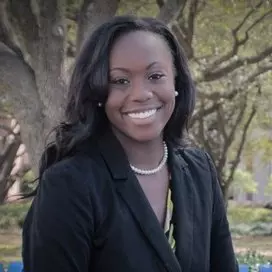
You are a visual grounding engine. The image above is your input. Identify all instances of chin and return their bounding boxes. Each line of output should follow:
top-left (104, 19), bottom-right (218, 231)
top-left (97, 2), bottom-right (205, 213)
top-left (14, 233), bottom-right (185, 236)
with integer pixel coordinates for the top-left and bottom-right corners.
top-left (127, 130), bottom-right (163, 143)
top-left (111, 124), bottom-right (164, 143)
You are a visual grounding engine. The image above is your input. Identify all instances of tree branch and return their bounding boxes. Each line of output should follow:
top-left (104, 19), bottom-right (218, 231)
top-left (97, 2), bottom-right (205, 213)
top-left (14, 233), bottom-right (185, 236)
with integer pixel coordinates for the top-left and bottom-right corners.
top-left (66, 12), bottom-right (79, 22)
top-left (197, 100), bottom-right (213, 155)
top-left (76, 0), bottom-right (119, 50)
top-left (0, 1), bottom-right (24, 59)
top-left (218, 97), bottom-right (248, 175)
top-left (0, 45), bottom-right (46, 170)
top-left (226, 101), bottom-right (257, 186)
top-left (191, 101), bottom-right (221, 125)
top-left (0, 130), bottom-right (20, 168)
top-left (6, 0), bottom-right (39, 61)
top-left (199, 64), bottom-right (272, 102)
top-left (202, 46), bottom-right (272, 82)
top-left (157, 0), bottom-right (187, 26)
top-left (0, 124), bottom-right (18, 137)
top-left (210, 4), bottom-right (271, 69)
top-left (245, 65), bottom-right (272, 85)
top-left (245, 8), bottom-right (272, 33)
top-left (192, 61), bottom-right (270, 129)
top-left (173, 0), bottom-right (205, 60)
top-left (29, 0), bottom-right (67, 123)
top-left (156, 0), bottom-right (164, 8)
top-left (37, 0), bottom-right (66, 71)
top-left (217, 104), bottom-right (228, 141)
top-left (233, 1), bottom-right (263, 33)
top-left (0, 137), bottom-right (21, 203)
top-left (171, 23), bottom-right (194, 59)
top-left (186, 0), bottom-right (200, 45)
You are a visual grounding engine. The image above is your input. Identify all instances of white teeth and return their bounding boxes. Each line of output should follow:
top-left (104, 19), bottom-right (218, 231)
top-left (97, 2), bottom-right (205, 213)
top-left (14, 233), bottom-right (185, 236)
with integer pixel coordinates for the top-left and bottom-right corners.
top-left (127, 109), bottom-right (157, 119)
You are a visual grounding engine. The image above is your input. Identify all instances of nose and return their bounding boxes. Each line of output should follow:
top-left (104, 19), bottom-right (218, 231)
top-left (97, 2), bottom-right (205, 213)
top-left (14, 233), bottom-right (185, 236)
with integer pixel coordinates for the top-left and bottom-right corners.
top-left (130, 80), bottom-right (153, 102)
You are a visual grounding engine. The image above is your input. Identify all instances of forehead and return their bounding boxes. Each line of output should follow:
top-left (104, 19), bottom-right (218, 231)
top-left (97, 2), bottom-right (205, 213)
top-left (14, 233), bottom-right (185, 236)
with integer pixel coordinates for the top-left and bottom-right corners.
top-left (109, 31), bottom-right (173, 69)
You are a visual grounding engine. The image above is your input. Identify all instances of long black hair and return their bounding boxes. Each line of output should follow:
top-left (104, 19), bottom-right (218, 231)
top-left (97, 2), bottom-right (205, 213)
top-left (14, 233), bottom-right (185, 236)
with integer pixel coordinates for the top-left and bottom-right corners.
top-left (38, 15), bottom-right (196, 182)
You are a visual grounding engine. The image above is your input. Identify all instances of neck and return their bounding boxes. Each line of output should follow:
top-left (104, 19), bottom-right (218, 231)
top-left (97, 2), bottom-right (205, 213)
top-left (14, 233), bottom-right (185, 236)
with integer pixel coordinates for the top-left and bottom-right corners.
top-left (112, 129), bottom-right (165, 169)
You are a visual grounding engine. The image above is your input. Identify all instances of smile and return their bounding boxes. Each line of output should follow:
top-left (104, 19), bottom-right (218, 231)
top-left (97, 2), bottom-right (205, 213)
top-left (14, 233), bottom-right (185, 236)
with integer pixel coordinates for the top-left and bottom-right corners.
top-left (127, 109), bottom-right (157, 119)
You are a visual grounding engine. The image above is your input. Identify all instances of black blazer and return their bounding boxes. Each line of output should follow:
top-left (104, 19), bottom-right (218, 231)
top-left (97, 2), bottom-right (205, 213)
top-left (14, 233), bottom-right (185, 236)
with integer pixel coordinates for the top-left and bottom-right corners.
top-left (22, 131), bottom-right (238, 272)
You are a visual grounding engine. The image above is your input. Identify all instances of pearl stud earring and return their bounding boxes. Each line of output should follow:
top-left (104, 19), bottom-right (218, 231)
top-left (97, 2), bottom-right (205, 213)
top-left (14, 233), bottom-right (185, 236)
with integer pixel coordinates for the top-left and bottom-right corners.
top-left (174, 91), bottom-right (178, 97)
top-left (98, 102), bottom-right (102, 107)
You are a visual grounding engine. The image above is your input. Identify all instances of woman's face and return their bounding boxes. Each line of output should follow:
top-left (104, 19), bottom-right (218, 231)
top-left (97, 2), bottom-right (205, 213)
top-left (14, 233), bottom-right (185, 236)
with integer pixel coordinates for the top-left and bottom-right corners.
top-left (105, 30), bottom-right (176, 142)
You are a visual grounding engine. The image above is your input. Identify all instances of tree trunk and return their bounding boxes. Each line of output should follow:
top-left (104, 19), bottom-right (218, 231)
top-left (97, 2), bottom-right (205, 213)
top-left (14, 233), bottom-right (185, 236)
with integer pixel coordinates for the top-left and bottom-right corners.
top-left (222, 184), bottom-right (230, 205)
top-left (0, 137), bottom-right (20, 203)
top-left (0, 44), bottom-right (53, 174)
top-left (0, 0), bottom-right (67, 174)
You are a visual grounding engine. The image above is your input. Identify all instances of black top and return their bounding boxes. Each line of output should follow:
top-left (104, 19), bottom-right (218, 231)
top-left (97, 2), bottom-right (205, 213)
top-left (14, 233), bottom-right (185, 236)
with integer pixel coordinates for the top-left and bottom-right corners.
top-left (22, 131), bottom-right (238, 272)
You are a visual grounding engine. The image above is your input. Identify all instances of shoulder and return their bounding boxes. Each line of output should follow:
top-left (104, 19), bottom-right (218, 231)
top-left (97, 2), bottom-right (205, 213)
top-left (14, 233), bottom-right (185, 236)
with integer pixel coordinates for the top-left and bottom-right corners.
top-left (173, 146), bottom-right (219, 190)
top-left (40, 147), bottom-right (106, 197)
top-left (44, 153), bottom-right (99, 177)
top-left (44, 138), bottom-right (107, 178)
top-left (174, 146), bottom-right (213, 173)
top-left (177, 146), bottom-right (221, 194)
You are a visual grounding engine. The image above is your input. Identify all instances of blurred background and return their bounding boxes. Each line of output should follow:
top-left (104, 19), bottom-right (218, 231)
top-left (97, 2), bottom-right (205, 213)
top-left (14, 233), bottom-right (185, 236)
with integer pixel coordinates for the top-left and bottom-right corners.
top-left (0, 0), bottom-right (271, 268)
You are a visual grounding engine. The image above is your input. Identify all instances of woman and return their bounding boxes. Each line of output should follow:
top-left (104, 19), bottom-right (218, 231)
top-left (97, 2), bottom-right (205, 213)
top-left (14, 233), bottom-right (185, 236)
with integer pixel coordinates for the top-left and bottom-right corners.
top-left (22, 16), bottom-right (238, 272)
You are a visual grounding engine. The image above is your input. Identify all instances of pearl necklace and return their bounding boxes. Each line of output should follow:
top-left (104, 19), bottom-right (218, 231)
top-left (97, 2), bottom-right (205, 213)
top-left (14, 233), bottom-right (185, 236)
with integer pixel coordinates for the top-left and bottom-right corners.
top-left (130, 142), bottom-right (168, 175)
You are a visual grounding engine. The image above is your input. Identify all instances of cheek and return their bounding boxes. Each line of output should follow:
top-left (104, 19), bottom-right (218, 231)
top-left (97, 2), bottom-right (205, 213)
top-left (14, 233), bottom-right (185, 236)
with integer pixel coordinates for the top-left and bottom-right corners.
top-left (104, 101), bottom-right (115, 121)
top-left (160, 90), bottom-right (176, 118)
top-left (168, 95), bottom-right (176, 114)
top-left (165, 79), bottom-right (176, 109)
top-left (105, 91), bottom-right (124, 118)
top-left (159, 87), bottom-right (176, 107)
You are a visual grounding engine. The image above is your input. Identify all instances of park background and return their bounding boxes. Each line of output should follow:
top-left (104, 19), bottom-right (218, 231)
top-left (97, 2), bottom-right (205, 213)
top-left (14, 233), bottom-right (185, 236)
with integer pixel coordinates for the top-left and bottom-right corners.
top-left (0, 0), bottom-right (272, 270)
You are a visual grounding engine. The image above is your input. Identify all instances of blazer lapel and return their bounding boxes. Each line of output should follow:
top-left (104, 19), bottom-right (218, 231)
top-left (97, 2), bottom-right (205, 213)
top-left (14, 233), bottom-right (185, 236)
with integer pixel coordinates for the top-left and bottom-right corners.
top-left (116, 171), bottom-right (182, 272)
top-left (168, 146), bottom-right (194, 272)
top-left (97, 131), bottom-right (181, 272)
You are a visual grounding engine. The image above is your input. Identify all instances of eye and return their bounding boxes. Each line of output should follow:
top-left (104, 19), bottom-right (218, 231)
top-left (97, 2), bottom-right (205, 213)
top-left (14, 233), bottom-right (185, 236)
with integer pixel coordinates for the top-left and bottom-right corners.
top-left (148, 73), bottom-right (165, 80)
top-left (110, 78), bottom-right (130, 85)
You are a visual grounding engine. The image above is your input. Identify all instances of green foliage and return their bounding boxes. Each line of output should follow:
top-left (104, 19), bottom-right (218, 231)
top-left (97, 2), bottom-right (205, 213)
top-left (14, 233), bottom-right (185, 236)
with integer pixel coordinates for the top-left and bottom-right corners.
top-left (231, 222), bottom-right (272, 236)
top-left (228, 205), bottom-right (272, 236)
top-left (20, 170), bottom-right (36, 194)
top-left (0, 202), bottom-right (30, 230)
top-left (66, 0), bottom-right (82, 45)
top-left (243, 134), bottom-right (272, 166)
top-left (228, 169), bottom-right (257, 194)
top-left (265, 175), bottom-right (272, 196)
top-left (244, 76), bottom-right (272, 166)
top-left (65, 0), bottom-right (160, 53)
top-left (228, 205), bottom-right (272, 224)
top-left (193, 0), bottom-right (271, 57)
top-left (236, 250), bottom-right (271, 271)
top-left (117, 0), bottom-right (159, 17)
top-left (66, 0), bottom-right (82, 16)
top-left (22, 170), bottom-right (35, 182)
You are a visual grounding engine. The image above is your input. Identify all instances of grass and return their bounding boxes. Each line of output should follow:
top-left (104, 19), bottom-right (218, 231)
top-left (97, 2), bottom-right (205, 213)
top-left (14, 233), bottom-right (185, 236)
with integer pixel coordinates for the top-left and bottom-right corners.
top-left (0, 231), bottom-right (21, 266)
top-left (228, 203), bottom-right (272, 237)
top-left (234, 236), bottom-right (272, 253)
top-left (0, 201), bottom-right (30, 230)
top-left (234, 235), bottom-right (272, 264)
top-left (0, 202), bottom-right (30, 265)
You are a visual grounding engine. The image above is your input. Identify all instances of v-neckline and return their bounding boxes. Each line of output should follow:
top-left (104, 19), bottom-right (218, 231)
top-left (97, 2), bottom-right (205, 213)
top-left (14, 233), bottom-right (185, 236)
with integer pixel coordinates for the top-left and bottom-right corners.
top-left (95, 131), bottom-right (195, 272)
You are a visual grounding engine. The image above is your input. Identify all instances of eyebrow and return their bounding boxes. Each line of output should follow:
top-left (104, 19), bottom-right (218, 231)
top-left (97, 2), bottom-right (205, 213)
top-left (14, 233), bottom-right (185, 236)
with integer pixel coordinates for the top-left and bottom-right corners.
top-left (110, 61), bottom-right (161, 72)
